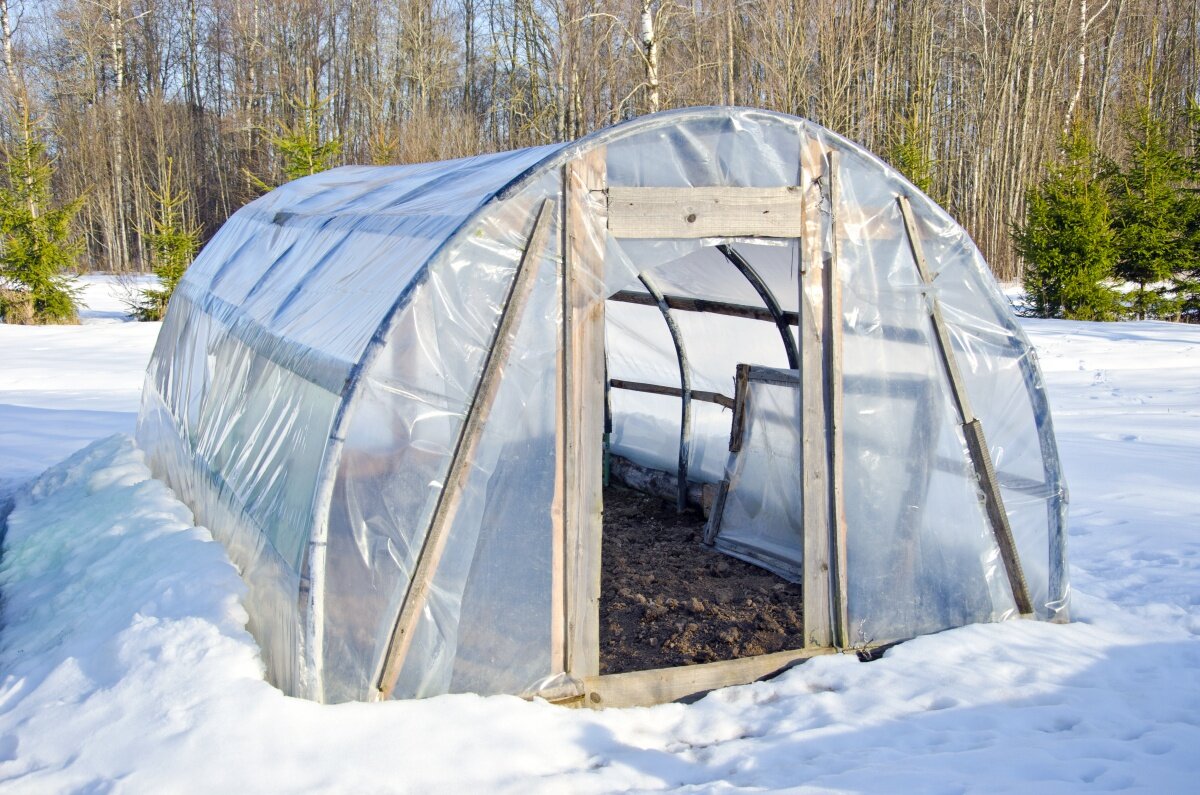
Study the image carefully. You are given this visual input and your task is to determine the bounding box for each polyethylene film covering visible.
[315,176,558,702]
[138,287,339,692]
[917,230,1069,620]
[831,154,1017,644]
[394,217,561,698]
[712,380,804,580]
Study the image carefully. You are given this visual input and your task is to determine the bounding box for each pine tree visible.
[0,128,82,324]
[247,72,342,192]
[1109,107,1191,320]
[134,159,200,321]
[1176,101,1200,322]
[1014,126,1119,320]
[886,113,935,196]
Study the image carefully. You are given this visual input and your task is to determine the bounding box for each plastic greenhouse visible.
[138,107,1068,708]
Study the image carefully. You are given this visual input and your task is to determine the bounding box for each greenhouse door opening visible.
[578,152,842,703]
[599,240,813,675]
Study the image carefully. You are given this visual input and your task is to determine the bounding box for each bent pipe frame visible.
[715,244,801,370]
[637,270,693,513]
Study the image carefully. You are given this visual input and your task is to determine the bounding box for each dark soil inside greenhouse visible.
[599,482,805,675]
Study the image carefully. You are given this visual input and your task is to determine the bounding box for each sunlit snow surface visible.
[1,279,1198,792]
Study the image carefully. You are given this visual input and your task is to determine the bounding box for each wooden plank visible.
[745,364,801,387]
[608,186,804,239]
[728,363,752,453]
[551,206,567,675]
[608,289,799,326]
[579,646,835,708]
[825,151,851,649]
[897,195,1034,616]
[702,479,730,545]
[609,378,734,410]
[375,198,557,699]
[799,139,833,651]
[564,149,607,680]
[962,419,1035,614]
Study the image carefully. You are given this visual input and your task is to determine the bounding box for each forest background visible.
[0,0,1196,320]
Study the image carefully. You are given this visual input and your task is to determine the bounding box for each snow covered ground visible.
[0,279,1197,792]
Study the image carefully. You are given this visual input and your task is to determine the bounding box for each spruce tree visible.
[886,113,935,196]
[248,73,342,191]
[1176,101,1200,322]
[134,159,200,321]
[0,130,81,324]
[1109,107,1190,320]
[1014,126,1119,320]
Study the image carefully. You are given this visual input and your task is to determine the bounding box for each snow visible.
[1,278,1199,792]
[0,276,158,499]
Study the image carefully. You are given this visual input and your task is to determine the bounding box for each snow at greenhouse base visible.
[0,277,1197,792]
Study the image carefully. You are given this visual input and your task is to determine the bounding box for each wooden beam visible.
[608,289,800,326]
[609,378,734,410]
[607,186,805,238]
[563,149,608,680]
[375,198,557,699]
[745,364,802,387]
[728,363,752,452]
[826,151,851,649]
[799,139,833,651]
[578,646,835,708]
[897,194,1034,616]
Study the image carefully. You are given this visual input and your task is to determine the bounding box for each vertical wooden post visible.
[562,149,607,680]
[824,150,851,648]
[799,137,833,650]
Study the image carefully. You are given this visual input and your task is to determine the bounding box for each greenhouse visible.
[137,107,1068,708]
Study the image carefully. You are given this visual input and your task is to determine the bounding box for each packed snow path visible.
[0,282,1197,791]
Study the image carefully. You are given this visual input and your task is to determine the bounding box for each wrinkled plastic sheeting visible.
[138,107,1068,704]
[711,379,804,581]
[316,172,563,701]
[138,147,565,698]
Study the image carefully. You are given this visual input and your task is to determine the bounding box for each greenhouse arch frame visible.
[138,107,1068,708]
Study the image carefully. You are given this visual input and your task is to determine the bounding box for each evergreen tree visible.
[0,129,81,324]
[886,113,935,196]
[1176,101,1200,322]
[247,73,342,191]
[1015,126,1119,320]
[1109,107,1191,320]
[134,159,200,321]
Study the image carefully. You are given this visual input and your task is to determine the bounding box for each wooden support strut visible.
[608,289,799,325]
[896,194,1035,616]
[373,199,558,699]
[608,378,734,410]
[825,151,851,649]
[607,186,805,238]
[562,152,607,680]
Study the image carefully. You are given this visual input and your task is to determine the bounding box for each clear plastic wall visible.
[138,148,564,697]
[139,107,1067,704]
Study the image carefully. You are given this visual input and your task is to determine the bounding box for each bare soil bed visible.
[599,482,804,675]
